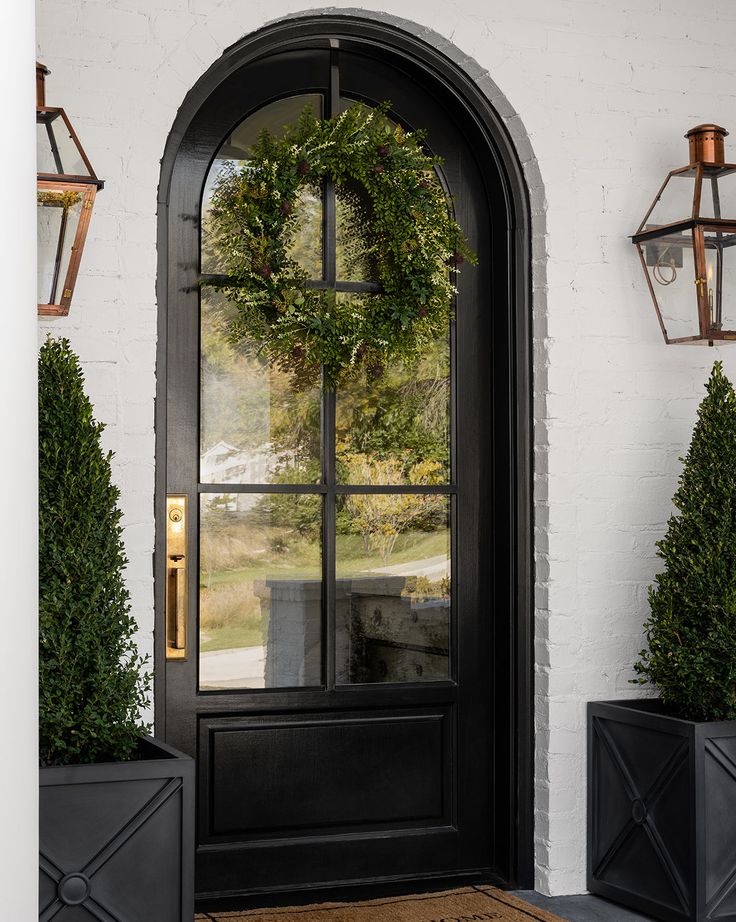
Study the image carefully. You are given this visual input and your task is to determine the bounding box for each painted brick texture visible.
[36,0,736,897]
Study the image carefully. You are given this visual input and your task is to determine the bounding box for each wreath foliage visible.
[205,102,476,385]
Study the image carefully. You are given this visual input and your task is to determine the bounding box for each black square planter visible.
[588,699,736,922]
[39,735,194,922]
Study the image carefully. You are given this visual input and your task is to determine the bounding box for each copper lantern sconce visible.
[36,62,104,316]
[632,124,736,345]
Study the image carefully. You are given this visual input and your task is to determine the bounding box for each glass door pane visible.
[200,289,321,485]
[201,94,324,276]
[335,494,451,684]
[335,333,451,484]
[197,91,455,692]
[199,493,323,690]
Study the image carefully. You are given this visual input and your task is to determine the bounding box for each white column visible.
[0,0,38,918]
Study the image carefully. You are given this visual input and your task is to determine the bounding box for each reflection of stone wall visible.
[254,579,322,687]
[344,579,449,684]
[256,576,449,687]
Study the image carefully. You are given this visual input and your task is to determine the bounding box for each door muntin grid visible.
[198,75,454,692]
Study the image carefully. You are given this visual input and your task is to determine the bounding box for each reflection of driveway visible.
[372,554,449,580]
[200,645,265,689]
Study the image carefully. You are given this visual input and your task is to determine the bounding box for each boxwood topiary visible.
[633,361,736,722]
[39,337,150,766]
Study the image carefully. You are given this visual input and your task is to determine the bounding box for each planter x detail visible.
[39,736,194,922]
[588,699,736,922]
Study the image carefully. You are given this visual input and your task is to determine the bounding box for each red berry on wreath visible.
[418,178,430,189]
[296,160,311,175]
[418,305,429,318]
[291,345,305,360]
[258,264,272,278]
[374,164,385,174]
[279,200,293,215]
[377,144,390,157]
[369,363,384,379]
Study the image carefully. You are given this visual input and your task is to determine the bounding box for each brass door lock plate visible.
[166,495,188,660]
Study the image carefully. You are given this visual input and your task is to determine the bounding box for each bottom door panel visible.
[199,706,453,842]
[195,705,457,896]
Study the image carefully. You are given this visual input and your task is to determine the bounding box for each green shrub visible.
[39,338,150,765]
[634,361,736,722]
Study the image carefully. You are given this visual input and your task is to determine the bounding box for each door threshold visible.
[196,869,510,914]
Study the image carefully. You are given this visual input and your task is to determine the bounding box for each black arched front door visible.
[157,17,532,907]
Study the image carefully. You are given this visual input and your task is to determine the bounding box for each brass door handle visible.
[166,495,188,660]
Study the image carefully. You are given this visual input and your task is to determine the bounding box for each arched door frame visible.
[155,12,534,889]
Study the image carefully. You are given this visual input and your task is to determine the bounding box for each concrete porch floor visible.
[513,890,654,921]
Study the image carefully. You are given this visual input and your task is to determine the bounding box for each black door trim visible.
[155,13,534,890]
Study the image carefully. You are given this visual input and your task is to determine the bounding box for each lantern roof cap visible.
[685,124,728,139]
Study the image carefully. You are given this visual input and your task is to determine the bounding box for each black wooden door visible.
[160,34,508,905]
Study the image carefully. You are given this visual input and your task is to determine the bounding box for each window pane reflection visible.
[336,181,378,282]
[201,94,323,277]
[199,494,322,690]
[286,185,322,279]
[335,494,450,684]
[336,332,450,485]
[200,288,321,485]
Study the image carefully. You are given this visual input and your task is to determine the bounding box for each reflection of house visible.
[200,439,273,483]
[200,440,281,511]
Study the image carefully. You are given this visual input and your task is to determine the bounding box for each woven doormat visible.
[195,886,567,922]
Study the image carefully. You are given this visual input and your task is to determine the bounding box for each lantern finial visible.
[685,124,728,166]
[36,61,50,108]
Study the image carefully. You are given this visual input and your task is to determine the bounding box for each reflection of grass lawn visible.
[199,528,449,652]
[336,529,448,575]
[200,622,264,653]
[206,565,316,588]
[203,528,447,588]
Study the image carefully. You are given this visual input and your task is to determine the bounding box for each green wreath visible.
[205,102,476,385]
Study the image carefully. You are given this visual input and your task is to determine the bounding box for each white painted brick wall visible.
[36,0,736,897]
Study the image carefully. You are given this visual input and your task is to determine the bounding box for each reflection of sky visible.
[202,94,322,215]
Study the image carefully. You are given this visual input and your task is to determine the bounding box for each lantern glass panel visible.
[698,167,736,221]
[644,168,697,229]
[639,228,698,340]
[702,226,736,333]
[37,109,92,178]
[37,187,84,306]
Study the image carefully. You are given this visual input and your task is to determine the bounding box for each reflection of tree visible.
[202,289,450,484]
[341,455,446,564]
[201,290,321,466]
[200,495,240,590]
[199,495,321,638]
[336,337,450,480]
[252,488,322,543]
[201,146,450,482]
